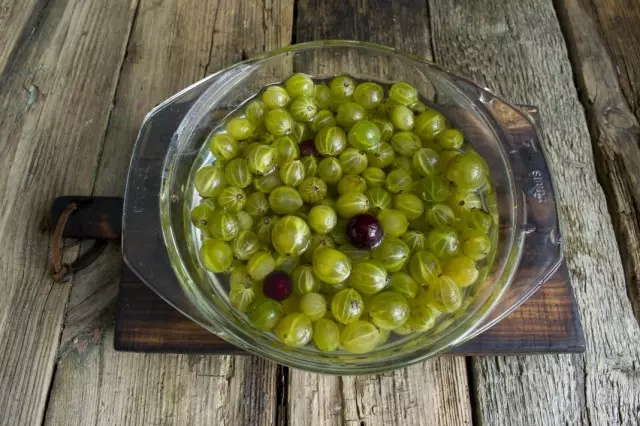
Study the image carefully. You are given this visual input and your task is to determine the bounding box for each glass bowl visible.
[122,40,562,374]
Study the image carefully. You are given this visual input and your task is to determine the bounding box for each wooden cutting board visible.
[112,103,585,357]
[114,261,585,355]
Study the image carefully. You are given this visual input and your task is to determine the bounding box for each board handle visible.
[50,196,123,239]
[49,196,123,281]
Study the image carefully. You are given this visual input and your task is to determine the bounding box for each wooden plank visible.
[289,359,472,426]
[556,0,640,322]
[428,0,640,424]
[0,0,46,75]
[43,0,294,424]
[288,1,472,425]
[59,243,121,347]
[46,328,278,426]
[0,0,139,424]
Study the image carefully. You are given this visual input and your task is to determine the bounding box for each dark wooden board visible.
[112,99,584,357]
[115,266,241,354]
[114,262,584,355]
[114,95,584,357]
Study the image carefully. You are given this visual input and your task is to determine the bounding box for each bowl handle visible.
[468,99,564,338]
[122,74,228,331]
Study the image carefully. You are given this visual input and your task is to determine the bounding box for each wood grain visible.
[0,0,46,75]
[50,197,123,346]
[289,358,472,426]
[289,1,472,425]
[428,0,640,424]
[1,1,631,425]
[588,0,640,120]
[555,0,640,322]
[0,0,139,424]
[43,0,294,424]
[59,243,121,347]
[46,328,278,426]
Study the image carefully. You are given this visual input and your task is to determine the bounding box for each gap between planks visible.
[274,2,301,420]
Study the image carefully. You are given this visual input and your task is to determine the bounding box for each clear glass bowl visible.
[122,41,563,374]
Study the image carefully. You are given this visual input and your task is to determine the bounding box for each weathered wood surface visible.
[51,327,279,425]
[556,0,640,322]
[289,359,472,426]
[0,0,139,424]
[59,243,121,347]
[289,2,473,425]
[1,0,639,423]
[43,0,294,425]
[429,0,640,424]
[0,0,45,75]
[47,331,277,426]
[588,0,640,121]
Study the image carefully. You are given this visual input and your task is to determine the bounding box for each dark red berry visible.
[299,139,318,157]
[346,214,384,249]
[263,270,293,301]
